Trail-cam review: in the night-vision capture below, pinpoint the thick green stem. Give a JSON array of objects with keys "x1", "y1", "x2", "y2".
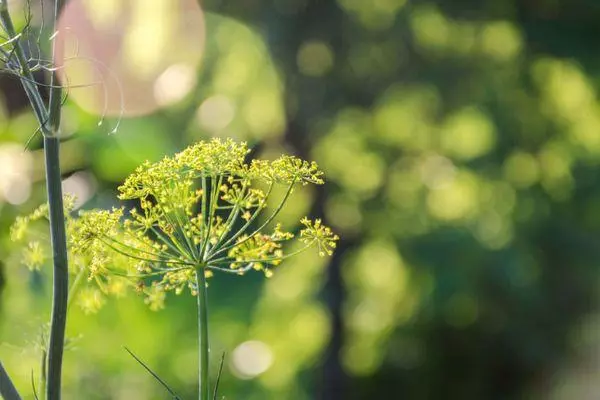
[
  {"x1": 0, "y1": 361, "x2": 22, "y2": 400},
  {"x1": 195, "y1": 267, "x2": 209, "y2": 400},
  {"x1": 44, "y1": 136, "x2": 69, "y2": 400},
  {"x1": 1, "y1": 1, "x2": 69, "y2": 399},
  {"x1": 46, "y1": 3, "x2": 67, "y2": 398}
]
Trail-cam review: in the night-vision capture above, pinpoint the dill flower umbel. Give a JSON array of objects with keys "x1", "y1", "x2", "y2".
[
  {"x1": 12, "y1": 139, "x2": 338, "y2": 311},
  {"x1": 11, "y1": 196, "x2": 135, "y2": 314}
]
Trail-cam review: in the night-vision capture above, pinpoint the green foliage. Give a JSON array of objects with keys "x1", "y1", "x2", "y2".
[{"x1": 3, "y1": 0, "x2": 600, "y2": 399}]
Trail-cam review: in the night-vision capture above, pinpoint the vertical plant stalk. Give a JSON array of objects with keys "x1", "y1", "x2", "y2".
[
  {"x1": 44, "y1": 137, "x2": 69, "y2": 400},
  {"x1": 0, "y1": 361, "x2": 22, "y2": 400},
  {"x1": 195, "y1": 267, "x2": 209, "y2": 400},
  {"x1": 0, "y1": 0, "x2": 68, "y2": 399},
  {"x1": 45, "y1": 1, "x2": 68, "y2": 399}
]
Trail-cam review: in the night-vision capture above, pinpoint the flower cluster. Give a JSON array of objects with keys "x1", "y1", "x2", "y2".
[
  {"x1": 11, "y1": 138, "x2": 338, "y2": 312},
  {"x1": 10, "y1": 196, "x2": 131, "y2": 313}
]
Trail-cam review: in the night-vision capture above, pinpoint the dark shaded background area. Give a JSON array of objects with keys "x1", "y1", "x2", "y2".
[{"x1": 3, "y1": 0, "x2": 600, "y2": 398}]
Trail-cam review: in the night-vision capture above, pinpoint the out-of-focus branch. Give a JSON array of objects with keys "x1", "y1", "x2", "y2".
[
  {"x1": 0, "y1": 361, "x2": 23, "y2": 400},
  {"x1": 0, "y1": 0, "x2": 50, "y2": 134}
]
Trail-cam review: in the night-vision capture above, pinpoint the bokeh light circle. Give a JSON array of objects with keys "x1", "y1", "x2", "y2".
[
  {"x1": 55, "y1": 0, "x2": 205, "y2": 117},
  {"x1": 231, "y1": 340, "x2": 274, "y2": 379}
]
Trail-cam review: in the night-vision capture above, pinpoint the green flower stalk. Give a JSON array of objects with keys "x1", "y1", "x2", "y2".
[{"x1": 12, "y1": 138, "x2": 338, "y2": 399}]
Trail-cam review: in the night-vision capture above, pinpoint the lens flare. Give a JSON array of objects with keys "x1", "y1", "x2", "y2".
[{"x1": 55, "y1": 0, "x2": 205, "y2": 118}]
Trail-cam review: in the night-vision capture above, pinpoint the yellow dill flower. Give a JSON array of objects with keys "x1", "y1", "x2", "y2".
[
  {"x1": 22, "y1": 241, "x2": 46, "y2": 270},
  {"x1": 299, "y1": 217, "x2": 339, "y2": 256},
  {"x1": 174, "y1": 138, "x2": 249, "y2": 176},
  {"x1": 11, "y1": 139, "x2": 339, "y2": 311},
  {"x1": 10, "y1": 217, "x2": 29, "y2": 242},
  {"x1": 106, "y1": 277, "x2": 128, "y2": 298},
  {"x1": 270, "y1": 155, "x2": 325, "y2": 185},
  {"x1": 78, "y1": 287, "x2": 105, "y2": 314},
  {"x1": 144, "y1": 283, "x2": 166, "y2": 311}
]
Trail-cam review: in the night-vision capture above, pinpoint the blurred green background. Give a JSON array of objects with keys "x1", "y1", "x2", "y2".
[{"x1": 3, "y1": 0, "x2": 600, "y2": 398}]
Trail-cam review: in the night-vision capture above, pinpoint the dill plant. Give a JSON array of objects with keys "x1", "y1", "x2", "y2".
[
  {"x1": 1, "y1": 0, "x2": 68, "y2": 398},
  {"x1": 1, "y1": 0, "x2": 338, "y2": 397},
  {"x1": 12, "y1": 138, "x2": 338, "y2": 399}
]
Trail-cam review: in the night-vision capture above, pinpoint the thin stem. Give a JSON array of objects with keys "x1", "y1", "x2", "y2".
[
  {"x1": 0, "y1": 0, "x2": 50, "y2": 134},
  {"x1": 209, "y1": 240, "x2": 315, "y2": 266},
  {"x1": 157, "y1": 182, "x2": 197, "y2": 260},
  {"x1": 174, "y1": 206, "x2": 198, "y2": 260},
  {"x1": 66, "y1": 267, "x2": 87, "y2": 311},
  {"x1": 153, "y1": 201, "x2": 196, "y2": 262},
  {"x1": 47, "y1": 0, "x2": 64, "y2": 137},
  {"x1": 153, "y1": 219, "x2": 195, "y2": 262},
  {"x1": 200, "y1": 175, "x2": 221, "y2": 261},
  {"x1": 150, "y1": 226, "x2": 186, "y2": 257},
  {"x1": 2, "y1": 68, "x2": 102, "y2": 89},
  {"x1": 97, "y1": 237, "x2": 195, "y2": 267},
  {"x1": 101, "y1": 234, "x2": 172, "y2": 260},
  {"x1": 209, "y1": 181, "x2": 294, "y2": 260},
  {"x1": 0, "y1": 361, "x2": 22, "y2": 400},
  {"x1": 123, "y1": 347, "x2": 182, "y2": 400},
  {"x1": 31, "y1": 369, "x2": 39, "y2": 400},
  {"x1": 195, "y1": 267, "x2": 209, "y2": 400},
  {"x1": 210, "y1": 179, "x2": 249, "y2": 251},
  {"x1": 39, "y1": 349, "x2": 46, "y2": 400},
  {"x1": 105, "y1": 265, "x2": 190, "y2": 279},
  {"x1": 207, "y1": 182, "x2": 274, "y2": 259},
  {"x1": 207, "y1": 263, "x2": 255, "y2": 275},
  {"x1": 200, "y1": 176, "x2": 208, "y2": 228},
  {"x1": 212, "y1": 352, "x2": 225, "y2": 400},
  {"x1": 0, "y1": 32, "x2": 21, "y2": 47},
  {"x1": 44, "y1": 136, "x2": 69, "y2": 400}
]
